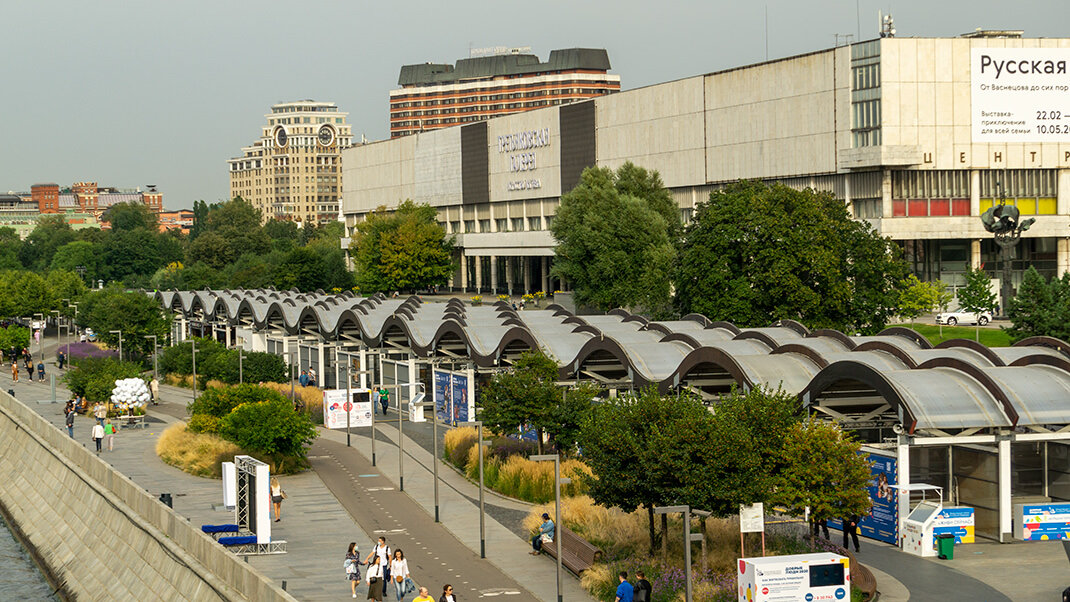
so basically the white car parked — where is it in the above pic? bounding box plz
[935,310,992,326]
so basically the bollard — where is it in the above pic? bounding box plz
[158,493,173,508]
[282,581,287,591]
[51,374,56,402]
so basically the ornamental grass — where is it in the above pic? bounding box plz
[155,423,242,478]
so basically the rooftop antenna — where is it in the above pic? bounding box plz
[880,11,896,38]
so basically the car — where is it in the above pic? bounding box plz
[935,310,992,326]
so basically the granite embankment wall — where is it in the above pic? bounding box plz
[0,392,294,601]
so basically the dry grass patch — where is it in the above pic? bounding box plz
[444,426,477,468]
[261,381,324,424]
[156,423,243,478]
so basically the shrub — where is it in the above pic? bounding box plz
[261,382,324,424]
[240,352,288,383]
[63,357,144,402]
[0,325,30,352]
[218,399,317,462]
[487,436,537,461]
[156,423,242,478]
[160,338,225,376]
[188,413,221,434]
[188,383,289,418]
[444,427,477,469]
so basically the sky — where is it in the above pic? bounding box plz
[3,1,1068,209]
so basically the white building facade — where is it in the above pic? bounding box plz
[343,34,1070,296]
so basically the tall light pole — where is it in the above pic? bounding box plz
[144,335,158,384]
[532,454,572,602]
[387,383,425,492]
[238,352,247,384]
[33,313,44,359]
[67,302,78,358]
[459,419,486,558]
[654,505,707,602]
[109,330,123,362]
[50,310,60,362]
[191,340,198,401]
[415,399,440,522]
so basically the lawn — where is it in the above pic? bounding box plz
[904,324,1012,347]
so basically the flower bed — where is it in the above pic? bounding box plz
[64,341,118,361]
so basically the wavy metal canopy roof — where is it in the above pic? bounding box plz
[156,289,1070,432]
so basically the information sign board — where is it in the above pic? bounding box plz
[972,48,1070,142]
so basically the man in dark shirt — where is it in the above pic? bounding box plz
[842,514,861,552]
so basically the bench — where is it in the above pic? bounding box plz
[122,415,147,429]
[201,524,240,540]
[845,551,877,600]
[542,525,602,575]
[217,536,288,555]
[218,535,257,546]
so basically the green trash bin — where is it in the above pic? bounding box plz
[936,533,955,559]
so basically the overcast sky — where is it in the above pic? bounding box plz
[3,1,1067,209]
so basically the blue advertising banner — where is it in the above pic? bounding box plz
[830,453,899,545]
[1021,503,1070,541]
[452,373,469,424]
[933,507,975,544]
[433,370,451,423]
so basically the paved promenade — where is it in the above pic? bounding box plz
[13,351,589,601]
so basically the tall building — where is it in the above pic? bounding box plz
[228,101,352,225]
[389,47,620,138]
[0,181,162,237]
[344,32,1070,303]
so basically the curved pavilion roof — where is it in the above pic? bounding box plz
[156,289,1070,433]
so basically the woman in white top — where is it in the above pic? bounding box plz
[270,477,284,521]
[389,549,411,601]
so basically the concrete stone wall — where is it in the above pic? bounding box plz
[0,392,294,602]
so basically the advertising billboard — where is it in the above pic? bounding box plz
[933,507,975,545]
[323,388,372,429]
[972,48,1070,142]
[433,369,470,425]
[1019,503,1070,541]
[829,453,898,545]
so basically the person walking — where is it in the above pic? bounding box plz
[91,421,104,453]
[634,571,652,602]
[37,360,44,382]
[530,512,554,555]
[64,406,75,438]
[412,587,434,602]
[57,349,65,370]
[438,584,457,602]
[614,571,634,602]
[308,368,317,388]
[150,377,159,405]
[10,359,17,383]
[812,517,830,540]
[389,549,411,601]
[366,561,385,601]
[93,401,107,426]
[270,477,285,521]
[103,419,116,451]
[345,542,364,598]
[24,356,33,382]
[365,537,391,584]
[299,370,309,387]
[378,387,389,416]
[842,514,861,553]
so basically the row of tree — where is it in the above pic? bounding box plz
[478,351,873,553]
[1008,266,1070,342]
[551,164,912,333]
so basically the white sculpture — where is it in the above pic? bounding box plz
[110,377,151,414]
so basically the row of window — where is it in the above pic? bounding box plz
[441,215,555,234]
[391,78,618,103]
[393,87,611,108]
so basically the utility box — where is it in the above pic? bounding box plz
[901,501,942,557]
[737,552,850,602]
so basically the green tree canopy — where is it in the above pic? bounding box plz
[219,399,317,463]
[187,232,231,270]
[19,215,77,271]
[188,384,289,418]
[50,241,104,283]
[957,267,998,341]
[676,181,909,334]
[772,420,873,522]
[79,285,171,358]
[897,275,943,326]
[103,229,164,283]
[102,202,159,231]
[351,200,454,293]
[550,163,678,317]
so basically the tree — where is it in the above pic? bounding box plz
[478,350,561,454]
[676,181,909,334]
[271,247,327,292]
[79,286,171,359]
[102,229,163,282]
[773,420,873,526]
[0,227,22,271]
[188,384,289,418]
[45,270,88,306]
[226,254,273,289]
[0,325,30,353]
[957,267,998,342]
[50,241,104,283]
[351,200,454,293]
[934,280,955,338]
[19,215,77,271]
[0,271,53,317]
[550,164,678,317]
[187,232,231,270]
[219,399,318,467]
[547,382,601,455]
[1007,266,1053,342]
[897,275,942,327]
[102,202,159,232]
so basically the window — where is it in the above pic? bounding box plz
[464,220,475,233]
[495,218,508,232]
[528,216,542,230]
[450,221,460,233]
[511,217,525,232]
[479,219,491,233]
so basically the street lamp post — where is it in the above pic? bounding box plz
[384,382,425,492]
[532,454,572,602]
[67,302,78,360]
[459,419,486,558]
[109,330,123,362]
[414,399,441,522]
[50,310,60,362]
[191,340,198,401]
[144,335,158,384]
[238,352,247,384]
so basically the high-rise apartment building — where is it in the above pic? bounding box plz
[389,47,620,138]
[228,101,352,224]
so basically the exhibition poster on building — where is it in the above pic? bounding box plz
[433,370,470,425]
[323,389,372,429]
[829,453,898,544]
[972,48,1070,142]
[1021,503,1070,541]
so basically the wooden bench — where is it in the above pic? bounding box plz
[542,526,602,575]
[845,551,877,600]
[122,415,147,429]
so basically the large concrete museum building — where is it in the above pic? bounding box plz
[342,34,1070,297]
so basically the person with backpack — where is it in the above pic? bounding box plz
[365,537,391,585]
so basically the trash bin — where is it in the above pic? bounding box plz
[936,533,955,559]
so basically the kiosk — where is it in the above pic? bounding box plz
[737,552,850,602]
[895,484,943,557]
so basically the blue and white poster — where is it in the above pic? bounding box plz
[433,370,469,425]
[1020,503,1070,541]
[830,453,898,545]
[933,507,975,544]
